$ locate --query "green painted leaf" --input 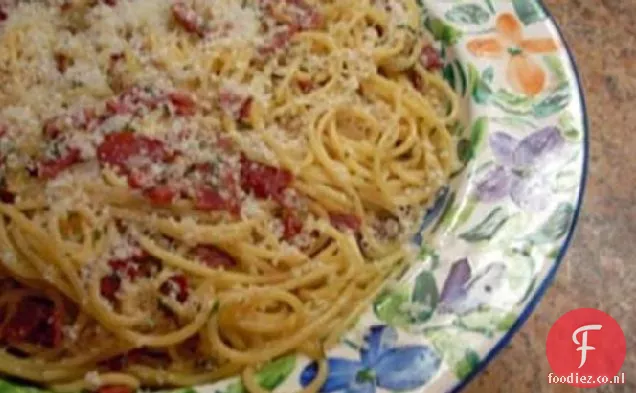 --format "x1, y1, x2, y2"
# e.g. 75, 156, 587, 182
460, 208, 509, 242
411, 271, 439, 323
470, 117, 488, 152
512, 0, 547, 25
506, 253, 535, 292
256, 355, 296, 391
543, 55, 568, 85
454, 350, 480, 380
528, 203, 575, 244
418, 242, 440, 270
374, 286, 413, 326
223, 356, 296, 393
532, 89, 571, 118
457, 138, 472, 163
558, 112, 581, 141
484, 0, 495, 14
496, 312, 518, 331
428, 329, 478, 378
0, 381, 51, 393
490, 116, 538, 130
425, 18, 463, 45
459, 308, 520, 336
468, 64, 493, 104
443, 63, 456, 91
225, 382, 244, 393
445, 4, 490, 25
553, 170, 579, 192
455, 60, 468, 96
492, 89, 533, 115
